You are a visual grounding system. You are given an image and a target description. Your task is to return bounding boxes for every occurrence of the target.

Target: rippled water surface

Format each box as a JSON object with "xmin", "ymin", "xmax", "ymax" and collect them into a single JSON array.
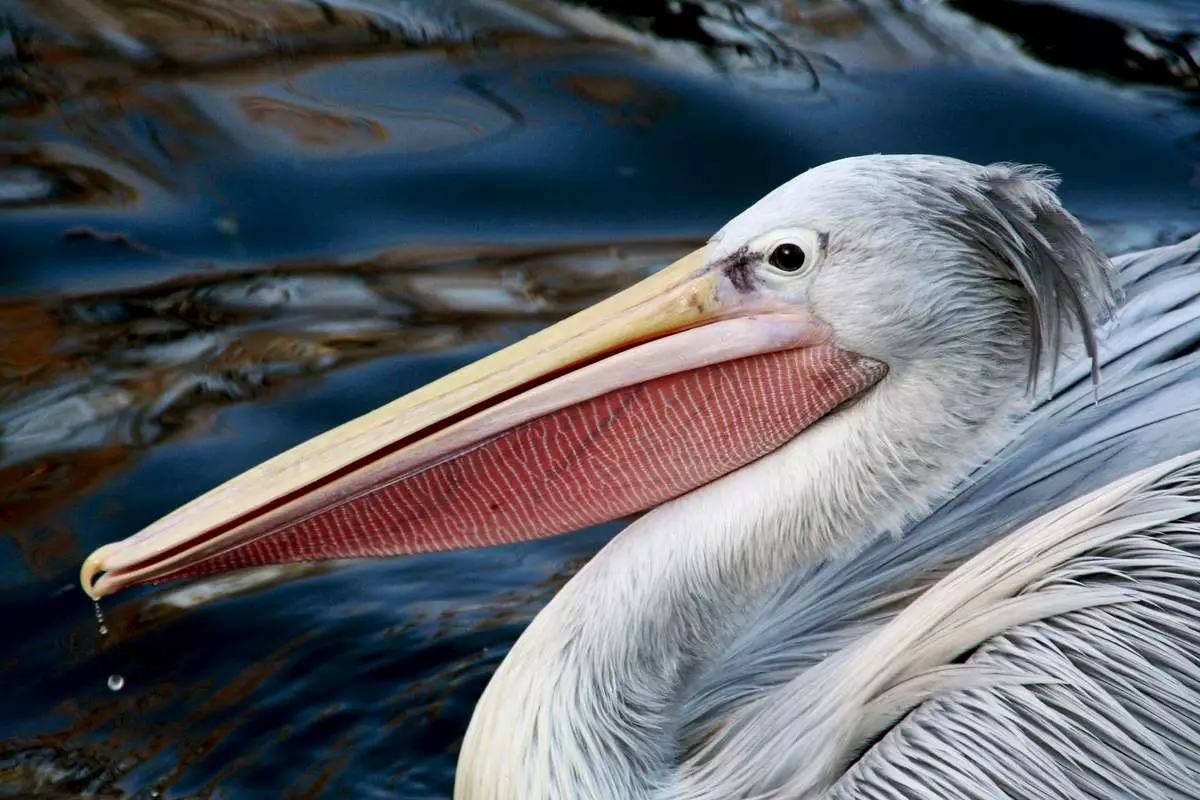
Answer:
[{"xmin": 2, "ymin": 1, "xmax": 1199, "ymax": 796}]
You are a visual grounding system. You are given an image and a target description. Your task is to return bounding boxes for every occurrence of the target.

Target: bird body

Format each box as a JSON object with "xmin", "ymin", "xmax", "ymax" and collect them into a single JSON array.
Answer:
[{"xmin": 82, "ymin": 156, "xmax": 1200, "ymax": 798}]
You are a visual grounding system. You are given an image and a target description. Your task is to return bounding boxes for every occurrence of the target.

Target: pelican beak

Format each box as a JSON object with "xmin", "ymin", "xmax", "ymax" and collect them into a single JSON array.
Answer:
[{"xmin": 82, "ymin": 246, "xmax": 886, "ymax": 598}]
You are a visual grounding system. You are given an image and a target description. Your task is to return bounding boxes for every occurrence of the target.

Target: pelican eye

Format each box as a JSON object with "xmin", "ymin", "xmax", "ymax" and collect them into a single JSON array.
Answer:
[{"xmin": 768, "ymin": 243, "xmax": 807, "ymax": 272}]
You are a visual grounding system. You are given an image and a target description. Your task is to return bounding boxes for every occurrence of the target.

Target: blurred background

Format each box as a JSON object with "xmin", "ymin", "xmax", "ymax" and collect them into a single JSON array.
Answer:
[{"xmin": 0, "ymin": 0, "xmax": 1198, "ymax": 797}]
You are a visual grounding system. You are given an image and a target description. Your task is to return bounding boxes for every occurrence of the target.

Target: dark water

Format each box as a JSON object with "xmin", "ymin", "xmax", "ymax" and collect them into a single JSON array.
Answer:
[{"xmin": 1, "ymin": 1, "xmax": 1198, "ymax": 796}]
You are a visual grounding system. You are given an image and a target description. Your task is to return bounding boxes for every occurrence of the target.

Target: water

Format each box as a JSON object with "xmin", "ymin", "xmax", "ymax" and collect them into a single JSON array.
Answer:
[
  {"xmin": 1, "ymin": 0, "xmax": 1198, "ymax": 796},
  {"xmin": 94, "ymin": 601, "xmax": 107, "ymax": 636}
]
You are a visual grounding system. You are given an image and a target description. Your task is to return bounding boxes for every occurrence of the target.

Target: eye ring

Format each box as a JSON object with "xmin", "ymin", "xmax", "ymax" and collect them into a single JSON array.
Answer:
[{"xmin": 768, "ymin": 242, "xmax": 807, "ymax": 272}]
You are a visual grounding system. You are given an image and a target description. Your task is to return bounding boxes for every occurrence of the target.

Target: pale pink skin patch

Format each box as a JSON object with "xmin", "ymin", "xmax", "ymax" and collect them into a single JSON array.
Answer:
[{"xmin": 151, "ymin": 344, "xmax": 885, "ymax": 583}]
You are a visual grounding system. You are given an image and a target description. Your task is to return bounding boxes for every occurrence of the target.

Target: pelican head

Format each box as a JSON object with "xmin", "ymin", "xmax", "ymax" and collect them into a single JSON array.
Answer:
[
  {"xmin": 676, "ymin": 155, "xmax": 1117, "ymax": 549},
  {"xmin": 715, "ymin": 155, "xmax": 1112, "ymax": 389},
  {"xmin": 79, "ymin": 154, "xmax": 1116, "ymax": 797}
]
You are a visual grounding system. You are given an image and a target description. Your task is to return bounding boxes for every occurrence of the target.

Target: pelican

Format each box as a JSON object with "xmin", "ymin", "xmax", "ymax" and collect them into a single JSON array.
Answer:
[{"xmin": 80, "ymin": 155, "xmax": 1200, "ymax": 798}]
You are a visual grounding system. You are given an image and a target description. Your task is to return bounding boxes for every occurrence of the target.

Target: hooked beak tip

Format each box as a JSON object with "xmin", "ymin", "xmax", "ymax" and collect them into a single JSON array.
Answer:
[{"xmin": 81, "ymin": 545, "xmax": 117, "ymax": 600}]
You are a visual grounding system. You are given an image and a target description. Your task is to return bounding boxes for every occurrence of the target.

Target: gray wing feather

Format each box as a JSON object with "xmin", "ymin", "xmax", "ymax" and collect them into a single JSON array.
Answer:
[
  {"xmin": 834, "ymin": 527, "xmax": 1200, "ymax": 799},
  {"xmin": 674, "ymin": 235, "xmax": 1200, "ymax": 798}
]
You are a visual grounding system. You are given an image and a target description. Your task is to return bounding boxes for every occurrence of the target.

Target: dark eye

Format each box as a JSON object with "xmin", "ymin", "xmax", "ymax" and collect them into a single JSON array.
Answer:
[{"xmin": 769, "ymin": 243, "xmax": 807, "ymax": 272}]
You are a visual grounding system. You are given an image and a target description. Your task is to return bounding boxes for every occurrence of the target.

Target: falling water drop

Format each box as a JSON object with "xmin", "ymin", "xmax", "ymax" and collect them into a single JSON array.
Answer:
[
  {"xmin": 107, "ymin": 674, "xmax": 125, "ymax": 692},
  {"xmin": 93, "ymin": 601, "xmax": 108, "ymax": 636}
]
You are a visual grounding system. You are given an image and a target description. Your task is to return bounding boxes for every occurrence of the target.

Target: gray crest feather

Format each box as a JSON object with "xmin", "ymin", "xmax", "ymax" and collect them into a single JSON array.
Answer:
[{"xmin": 945, "ymin": 162, "xmax": 1117, "ymax": 388}]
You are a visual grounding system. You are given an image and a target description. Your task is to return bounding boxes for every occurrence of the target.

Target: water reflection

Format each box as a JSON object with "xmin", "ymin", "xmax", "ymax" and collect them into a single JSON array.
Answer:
[
  {"xmin": 5, "ymin": 0, "xmax": 1197, "ymax": 219},
  {"xmin": 952, "ymin": 0, "xmax": 1200, "ymax": 89},
  {"xmin": 2, "ymin": 0, "xmax": 1196, "ymax": 219},
  {"xmin": 13, "ymin": 0, "xmax": 462, "ymax": 64},
  {"xmin": 0, "ymin": 545, "xmax": 593, "ymax": 798},
  {"xmin": 0, "ymin": 150, "xmax": 138, "ymax": 209}
]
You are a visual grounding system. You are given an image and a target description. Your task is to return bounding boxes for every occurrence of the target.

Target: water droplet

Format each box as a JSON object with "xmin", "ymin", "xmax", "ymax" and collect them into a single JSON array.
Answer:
[
  {"xmin": 107, "ymin": 674, "xmax": 125, "ymax": 692},
  {"xmin": 93, "ymin": 601, "xmax": 109, "ymax": 637}
]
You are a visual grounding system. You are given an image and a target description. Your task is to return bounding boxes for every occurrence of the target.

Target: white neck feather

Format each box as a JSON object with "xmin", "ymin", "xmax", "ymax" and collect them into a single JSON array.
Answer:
[{"xmin": 455, "ymin": 343, "xmax": 1033, "ymax": 800}]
